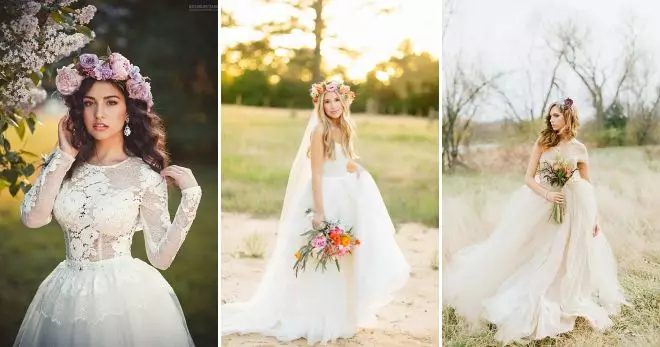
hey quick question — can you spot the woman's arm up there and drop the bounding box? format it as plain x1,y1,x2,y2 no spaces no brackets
310,127,325,227
524,139,563,204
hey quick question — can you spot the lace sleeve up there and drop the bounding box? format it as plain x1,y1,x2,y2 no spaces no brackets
20,147,75,228
576,143,589,163
140,176,202,270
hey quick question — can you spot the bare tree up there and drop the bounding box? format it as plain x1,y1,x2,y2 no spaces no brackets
494,40,567,136
552,20,638,129
622,57,660,145
442,61,502,172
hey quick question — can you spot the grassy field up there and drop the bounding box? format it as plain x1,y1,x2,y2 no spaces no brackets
0,116,218,346
221,105,439,227
442,144,660,346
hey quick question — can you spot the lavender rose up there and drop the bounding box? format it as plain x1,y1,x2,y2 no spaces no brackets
93,63,113,80
78,53,99,70
55,66,83,95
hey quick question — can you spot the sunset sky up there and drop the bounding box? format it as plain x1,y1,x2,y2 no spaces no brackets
221,0,440,81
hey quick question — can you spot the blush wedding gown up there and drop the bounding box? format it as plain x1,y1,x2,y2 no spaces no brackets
222,115,410,345
14,147,202,346
443,138,629,344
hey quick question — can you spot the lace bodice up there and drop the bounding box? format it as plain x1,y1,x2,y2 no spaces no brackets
323,143,349,177
19,147,202,270
536,138,589,187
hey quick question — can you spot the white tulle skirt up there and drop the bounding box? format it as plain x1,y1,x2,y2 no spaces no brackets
443,179,629,344
13,256,194,347
222,171,410,345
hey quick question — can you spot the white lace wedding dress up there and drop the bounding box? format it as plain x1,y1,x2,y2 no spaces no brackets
222,142,410,345
443,138,629,344
14,147,202,347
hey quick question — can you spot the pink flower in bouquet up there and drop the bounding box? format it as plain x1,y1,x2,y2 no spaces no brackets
337,245,349,256
564,166,571,176
311,235,327,250
55,65,84,95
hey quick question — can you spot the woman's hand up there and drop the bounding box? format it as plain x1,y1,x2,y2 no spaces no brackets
546,191,564,204
312,211,326,230
58,115,78,157
160,165,199,190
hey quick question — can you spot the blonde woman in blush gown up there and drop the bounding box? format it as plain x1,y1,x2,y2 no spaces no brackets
443,98,629,344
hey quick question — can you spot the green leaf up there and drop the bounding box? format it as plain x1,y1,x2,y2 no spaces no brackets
9,183,19,196
0,179,9,191
107,46,113,56
27,114,37,133
6,116,18,128
61,6,76,14
15,119,26,140
75,25,94,39
49,12,65,24
30,71,43,86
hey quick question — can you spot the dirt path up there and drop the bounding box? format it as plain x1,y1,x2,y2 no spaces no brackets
220,212,439,346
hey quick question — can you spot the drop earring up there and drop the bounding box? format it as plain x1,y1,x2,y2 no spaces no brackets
124,115,131,136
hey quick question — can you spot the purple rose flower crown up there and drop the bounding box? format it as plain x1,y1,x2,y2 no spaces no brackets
55,52,154,111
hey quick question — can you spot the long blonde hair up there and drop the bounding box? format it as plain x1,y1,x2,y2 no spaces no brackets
539,100,580,149
308,91,359,160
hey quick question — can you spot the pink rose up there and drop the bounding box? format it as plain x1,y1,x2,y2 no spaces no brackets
55,66,84,95
109,53,131,80
325,83,338,92
311,235,327,250
127,79,152,106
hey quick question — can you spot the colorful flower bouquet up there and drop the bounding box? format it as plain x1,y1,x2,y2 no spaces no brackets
293,209,361,277
538,152,578,224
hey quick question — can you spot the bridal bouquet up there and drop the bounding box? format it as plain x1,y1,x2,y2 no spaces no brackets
538,152,578,224
292,209,361,277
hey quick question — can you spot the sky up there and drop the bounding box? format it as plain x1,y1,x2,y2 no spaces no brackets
443,0,660,121
221,0,441,81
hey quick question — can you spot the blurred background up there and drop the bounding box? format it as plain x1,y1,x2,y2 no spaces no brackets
442,0,660,345
220,0,440,345
0,1,218,345
221,0,439,226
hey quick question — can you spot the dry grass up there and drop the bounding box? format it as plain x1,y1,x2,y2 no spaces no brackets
238,232,267,259
443,144,660,346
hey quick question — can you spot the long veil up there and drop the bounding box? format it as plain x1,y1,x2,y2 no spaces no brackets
221,110,319,332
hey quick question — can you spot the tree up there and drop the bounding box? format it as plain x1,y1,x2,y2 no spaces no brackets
442,61,501,172
254,0,394,82
553,20,637,130
0,1,95,196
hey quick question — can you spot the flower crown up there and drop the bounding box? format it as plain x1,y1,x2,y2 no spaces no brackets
55,52,154,110
309,80,356,104
552,97,573,112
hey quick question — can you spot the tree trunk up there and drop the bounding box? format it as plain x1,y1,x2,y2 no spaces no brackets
312,0,323,82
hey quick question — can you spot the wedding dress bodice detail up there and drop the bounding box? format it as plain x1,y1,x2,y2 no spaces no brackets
536,138,588,187
323,143,350,177
20,147,202,269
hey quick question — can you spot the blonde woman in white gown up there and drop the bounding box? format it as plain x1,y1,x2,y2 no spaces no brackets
222,80,410,345
443,98,629,344
14,52,201,346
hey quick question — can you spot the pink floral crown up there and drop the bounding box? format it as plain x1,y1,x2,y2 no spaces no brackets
310,80,355,104
55,52,154,110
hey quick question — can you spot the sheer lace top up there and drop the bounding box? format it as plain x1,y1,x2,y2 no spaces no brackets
536,138,588,187
19,147,202,270
323,143,349,177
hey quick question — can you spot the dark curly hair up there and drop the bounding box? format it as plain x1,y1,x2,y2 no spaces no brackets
63,78,169,179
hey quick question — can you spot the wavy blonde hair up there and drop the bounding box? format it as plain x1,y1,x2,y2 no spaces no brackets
307,91,359,160
539,100,580,149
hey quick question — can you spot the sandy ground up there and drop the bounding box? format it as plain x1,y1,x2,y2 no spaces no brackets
220,212,439,347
